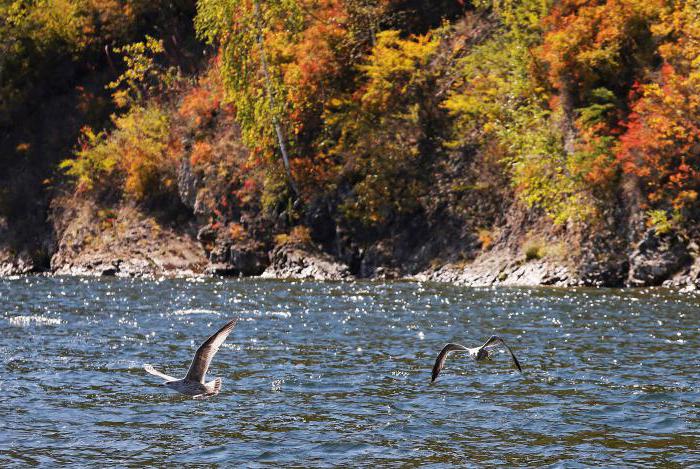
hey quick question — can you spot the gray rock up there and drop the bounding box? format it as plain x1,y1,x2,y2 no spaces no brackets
177,157,201,211
261,244,353,281
628,230,691,286
205,245,267,276
414,250,577,287
0,257,34,276
197,225,218,244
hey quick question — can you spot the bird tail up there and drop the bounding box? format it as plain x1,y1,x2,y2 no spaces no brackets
212,377,222,395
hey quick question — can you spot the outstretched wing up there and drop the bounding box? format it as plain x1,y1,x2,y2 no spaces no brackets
431,343,470,382
481,335,522,373
185,318,237,383
144,364,177,382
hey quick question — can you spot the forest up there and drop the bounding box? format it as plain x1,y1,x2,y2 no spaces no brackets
1,0,699,286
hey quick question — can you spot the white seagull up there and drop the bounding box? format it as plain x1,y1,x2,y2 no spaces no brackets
431,335,522,382
144,318,237,399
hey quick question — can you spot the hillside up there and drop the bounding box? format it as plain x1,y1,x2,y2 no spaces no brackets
1,0,699,288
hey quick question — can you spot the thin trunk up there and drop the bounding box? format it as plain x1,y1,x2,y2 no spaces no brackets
253,0,299,198
559,72,577,157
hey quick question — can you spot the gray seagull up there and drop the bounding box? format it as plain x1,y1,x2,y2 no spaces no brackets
431,335,522,382
144,318,237,399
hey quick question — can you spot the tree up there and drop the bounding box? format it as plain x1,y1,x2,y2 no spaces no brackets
617,0,700,214
195,0,304,200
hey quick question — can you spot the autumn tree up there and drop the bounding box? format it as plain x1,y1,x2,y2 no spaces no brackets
323,29,442,227
617,0,700,219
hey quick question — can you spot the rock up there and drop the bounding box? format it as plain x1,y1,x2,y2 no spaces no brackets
99,264,118,276
230,246,267,276
205,263,240,276
359,243,393,278
373,266,401,280
578,258,628,287
177,157,202,212
51,202,208,277
0,255,35,276
205,245,268,276
261,244,353,281
413,249,578,287
628,230,691,286
208,242,229,263
197,224,218,244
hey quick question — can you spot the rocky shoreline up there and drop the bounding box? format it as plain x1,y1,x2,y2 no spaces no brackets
2,232,698,291
1,190,698,289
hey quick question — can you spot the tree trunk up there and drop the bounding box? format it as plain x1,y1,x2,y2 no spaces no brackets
253,0,299,198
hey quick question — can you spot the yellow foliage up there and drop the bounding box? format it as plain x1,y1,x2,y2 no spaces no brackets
274,225,312,247
61,105,177,201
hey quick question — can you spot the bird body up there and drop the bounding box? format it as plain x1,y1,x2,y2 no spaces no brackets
144,318,237,399
431,335,522,382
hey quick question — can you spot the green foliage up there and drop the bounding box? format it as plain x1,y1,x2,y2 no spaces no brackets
524,239,545,260
0,0,89,122
445,0,600,224
195,0,303,157
577,87,618,128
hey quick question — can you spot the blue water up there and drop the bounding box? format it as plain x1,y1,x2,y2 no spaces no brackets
0,277,698,466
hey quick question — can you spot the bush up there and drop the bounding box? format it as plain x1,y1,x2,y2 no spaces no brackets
524,240,545,261
61,105,178,202
274,225,312,247
478,228,495,251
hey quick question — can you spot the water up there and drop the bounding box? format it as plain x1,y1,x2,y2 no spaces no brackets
1,277,698,466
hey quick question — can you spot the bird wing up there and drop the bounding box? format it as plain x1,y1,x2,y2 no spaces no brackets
144,364,177,382
480,335,523,373
185,318,237,383
431,343,470,382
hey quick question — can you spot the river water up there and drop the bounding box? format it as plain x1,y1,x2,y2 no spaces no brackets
0,277,698,466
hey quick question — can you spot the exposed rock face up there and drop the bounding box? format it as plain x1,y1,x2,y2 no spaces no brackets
205,243,268,276
261,244,353,281
50,199,208,277
577,232,630,287
414,250,577,287
627,230,691,286
0,252,36,276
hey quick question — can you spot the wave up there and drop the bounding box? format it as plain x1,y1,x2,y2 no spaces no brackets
171,308,220,316
6,315,61,327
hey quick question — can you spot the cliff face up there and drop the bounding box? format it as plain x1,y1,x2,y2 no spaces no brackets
33,134,698,289
3,2,700,289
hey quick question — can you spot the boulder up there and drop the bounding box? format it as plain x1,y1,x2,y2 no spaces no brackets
205,244,268,276
628,230,691,286
261,244,353,281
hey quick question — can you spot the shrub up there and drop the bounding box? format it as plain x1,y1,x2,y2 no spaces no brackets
478,228,495,251
646,209,681,236
274,225,312,247
524,240,545,261
61,105,178,202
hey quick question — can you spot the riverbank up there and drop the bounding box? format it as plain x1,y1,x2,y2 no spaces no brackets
2,206,698,291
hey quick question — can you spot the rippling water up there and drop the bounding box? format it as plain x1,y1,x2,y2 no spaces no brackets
1,277,698,466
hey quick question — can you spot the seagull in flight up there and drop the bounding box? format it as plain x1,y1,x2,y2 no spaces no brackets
144,318,237,399
431,335,522,382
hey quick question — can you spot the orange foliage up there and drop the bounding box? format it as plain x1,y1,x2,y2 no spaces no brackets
538,0,661,91
616,3,700,209
190,141,214,167
178,69,226,129
618,65,700,208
